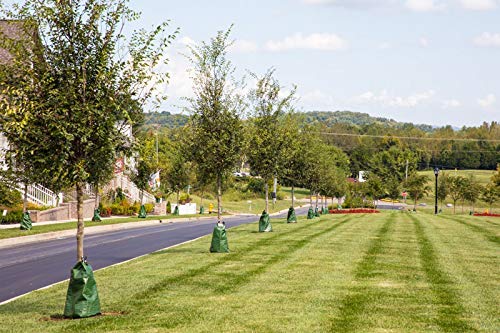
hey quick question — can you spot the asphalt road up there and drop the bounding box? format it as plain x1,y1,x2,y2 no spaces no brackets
0,207,308,304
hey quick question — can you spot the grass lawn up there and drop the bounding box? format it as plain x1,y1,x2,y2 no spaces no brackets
187,195,304,215
409,169,499,212
0,212,498,332
0,214,201,240
418,169,495,187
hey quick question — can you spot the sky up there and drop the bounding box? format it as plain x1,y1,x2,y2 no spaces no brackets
128,1,497,126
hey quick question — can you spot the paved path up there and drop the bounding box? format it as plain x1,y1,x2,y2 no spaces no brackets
0,207,308,304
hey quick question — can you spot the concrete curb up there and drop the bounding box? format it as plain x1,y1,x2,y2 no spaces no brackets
0,216,215,250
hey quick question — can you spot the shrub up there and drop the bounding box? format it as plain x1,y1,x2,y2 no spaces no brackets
276,191,286,200
100,206,112,217
247,178,265,194
26,202,53,211
343,195,365,208
0,183,22,208
0,210,23,224
115,187,126,202
222,188,244,202
179,193,191,204
110,204,124,215
145,203,154,213
166,201,171,214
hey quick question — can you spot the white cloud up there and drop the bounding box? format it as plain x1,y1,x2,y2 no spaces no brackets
354,90,436,108
474,32,500,47
419,37,430,47
442,99,461,109
265,33,347,51
229,39,258,53
460,0,498,11
478,94,496,107
299,89,335,105
378,42,391,49
405,0,446,12
179,36,196,46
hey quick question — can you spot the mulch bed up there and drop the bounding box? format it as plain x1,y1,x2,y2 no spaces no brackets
328,209,380,214
473,213,500,217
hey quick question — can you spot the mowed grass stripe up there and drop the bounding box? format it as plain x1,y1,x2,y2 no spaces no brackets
132,215,354,301
326,213,396,332
186,214,372,333
0,217,346,332
417,214,499,332
437,215,499,244
1,213,497,332
409,214,476,332
62,216,357,332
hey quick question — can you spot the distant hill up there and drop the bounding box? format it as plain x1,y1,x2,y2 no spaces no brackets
303,111,435,132
143,111,189,129
143,110,436,132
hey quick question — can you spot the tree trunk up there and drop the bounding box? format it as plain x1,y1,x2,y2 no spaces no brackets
315,192,319,208
177,190,180,206
23,183,28,213
453,199,456,214
201,188,204,207
291,184,295,208
217,173,222,223
94,184,99,209
414,195,417,210
76,182,84,262
309,189,312,206
140,189,144,205
265,182,269,213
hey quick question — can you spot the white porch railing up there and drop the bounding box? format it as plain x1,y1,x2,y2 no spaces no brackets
119,175,156,204
16,183,60,207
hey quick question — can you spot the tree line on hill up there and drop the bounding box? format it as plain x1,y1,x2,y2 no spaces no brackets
144,110,499,174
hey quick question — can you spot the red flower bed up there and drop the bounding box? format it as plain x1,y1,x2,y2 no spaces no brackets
328,208,380,214
473,213,500,217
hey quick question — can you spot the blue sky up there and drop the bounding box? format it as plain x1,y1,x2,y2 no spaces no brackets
130,1,497,126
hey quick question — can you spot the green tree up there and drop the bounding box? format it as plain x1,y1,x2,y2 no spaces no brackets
364,173,384,207
185,26,244,223
447,175,467,214
131,133,159,204
0,1,176,261
279,113,304,208
163,144,191,206
491,164,500,187
437,172,449,210
370,146,417,183
405,173,430,210
385,177,402,205
462,175,483,213
246,68,296,212
481,183,498,212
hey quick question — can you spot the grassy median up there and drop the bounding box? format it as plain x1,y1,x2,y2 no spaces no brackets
0,212,498,332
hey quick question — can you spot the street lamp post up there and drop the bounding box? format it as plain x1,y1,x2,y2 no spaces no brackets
434,167,439,215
